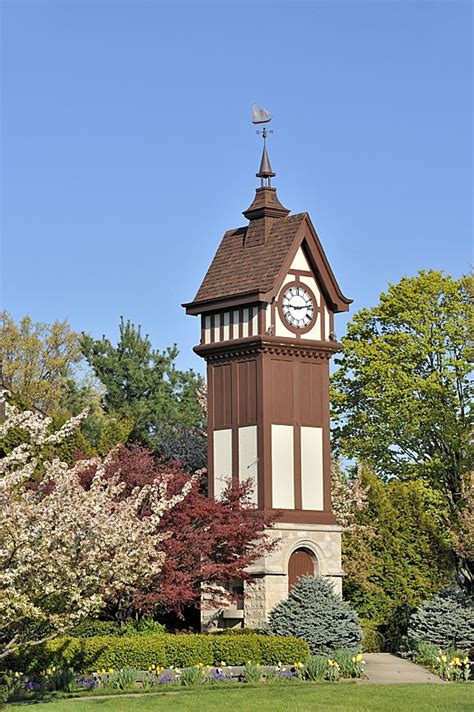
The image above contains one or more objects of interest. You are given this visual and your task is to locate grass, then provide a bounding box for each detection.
[5,682,473,712]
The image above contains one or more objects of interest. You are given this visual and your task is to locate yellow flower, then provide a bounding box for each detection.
[151,664,156,670]
[463,657,469,665]
[108,668,114,673]
[220,661,227,666]
[440,655,447,663]
[357,653,363,662]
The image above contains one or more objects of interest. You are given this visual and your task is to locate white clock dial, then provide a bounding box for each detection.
[281,286,314,329]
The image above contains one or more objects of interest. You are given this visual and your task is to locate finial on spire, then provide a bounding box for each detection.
[252,104,275,187]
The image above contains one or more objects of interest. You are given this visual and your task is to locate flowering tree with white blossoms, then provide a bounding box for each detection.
[0,399,193,659]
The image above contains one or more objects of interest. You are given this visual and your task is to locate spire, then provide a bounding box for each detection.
[242,105,290,246]
[256,127,276,186]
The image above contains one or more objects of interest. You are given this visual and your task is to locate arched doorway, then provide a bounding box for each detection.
[288,548,316,591]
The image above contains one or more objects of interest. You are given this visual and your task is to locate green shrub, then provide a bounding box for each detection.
[163,635,213,667]
[123,620,167,637]
[72,620,121,638]
[266,576,363,655]
[360,619,385,652]
[7,633,309,674]
[71,618,166,639]
[211,636,261,665]
[407,589,474,650]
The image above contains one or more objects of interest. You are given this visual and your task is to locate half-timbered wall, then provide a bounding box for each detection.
[201,305,260,345]
[209,351,330,518]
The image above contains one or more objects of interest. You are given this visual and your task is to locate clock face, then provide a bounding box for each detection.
[281,285,315,329]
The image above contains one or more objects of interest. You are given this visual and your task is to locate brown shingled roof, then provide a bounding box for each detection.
[191,213,306,306]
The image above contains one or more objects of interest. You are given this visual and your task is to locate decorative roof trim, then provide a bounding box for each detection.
[269,213,352,313]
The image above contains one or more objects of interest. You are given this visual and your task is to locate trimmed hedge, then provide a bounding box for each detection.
[9,634,309,673]
[360,620,385,653]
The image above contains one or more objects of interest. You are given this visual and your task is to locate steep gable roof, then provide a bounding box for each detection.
[184,189,351,315]
[188,213,305,308]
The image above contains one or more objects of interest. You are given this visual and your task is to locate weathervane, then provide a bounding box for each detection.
[251,104,275,187]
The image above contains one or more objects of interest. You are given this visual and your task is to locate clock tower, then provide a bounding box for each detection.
[183,126,351,629]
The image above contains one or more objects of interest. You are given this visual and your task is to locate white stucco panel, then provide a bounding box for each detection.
[290,246,311,272]
[239,425,258,506]
[213,429,232,500]
[301,426,324,510]
[271,424,294,509]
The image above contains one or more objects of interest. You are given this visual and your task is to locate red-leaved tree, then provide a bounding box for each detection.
[80,444,277,619]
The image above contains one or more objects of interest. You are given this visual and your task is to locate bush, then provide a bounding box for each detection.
[407,589,474,650]
[72,620,121,638]
[71,618,166,638]
[360,619,384,652]
[7,633,309,674]
[266,576,363,654]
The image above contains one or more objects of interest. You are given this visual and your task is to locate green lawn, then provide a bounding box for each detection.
[5,683,472,712]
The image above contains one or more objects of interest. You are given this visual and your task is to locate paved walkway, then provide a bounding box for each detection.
[362,653,446,684]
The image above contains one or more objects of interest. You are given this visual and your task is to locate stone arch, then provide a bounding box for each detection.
[287,542,321,592]
[283,538,325,576]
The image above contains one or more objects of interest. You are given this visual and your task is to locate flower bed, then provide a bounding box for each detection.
[408,640,472,681]
[2,653,366,702]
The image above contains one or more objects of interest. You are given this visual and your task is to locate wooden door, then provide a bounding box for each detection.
[288,549,314,591]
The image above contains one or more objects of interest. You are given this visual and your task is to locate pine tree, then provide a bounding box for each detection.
[407,589,474,650]
[266,576,362,654]
[81,318,206,469]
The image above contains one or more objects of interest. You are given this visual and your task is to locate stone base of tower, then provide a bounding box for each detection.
[200,522,343,631]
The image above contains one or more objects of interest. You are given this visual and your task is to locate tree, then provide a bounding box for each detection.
[407,589,474,650]
[331,271,472,588]
[340,467,452,644]
[79,444,276,619]
[81,318,206,469]
[0,401,193,659]
[266,576,362,654]
[0,312,82,414]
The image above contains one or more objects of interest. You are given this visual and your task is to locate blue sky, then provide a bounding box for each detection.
[2,0,472,375]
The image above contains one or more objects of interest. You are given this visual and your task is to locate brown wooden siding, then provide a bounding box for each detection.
[238,360,257,424]
[299,362,323,425]
[271,359,294,422]
[213,364,232,428]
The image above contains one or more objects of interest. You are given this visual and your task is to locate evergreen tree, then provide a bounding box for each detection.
[266,576,362,654]
[81,318,206,469]
[342,468,452,638]
[407,589,474,650]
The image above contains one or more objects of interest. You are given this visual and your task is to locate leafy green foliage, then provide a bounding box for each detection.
[302,655,328,681]
[266,577,362,654]
[81,318,206,470]
[71,618,166,638]
[342,468,452,638]
[360,620,384,653]
[242,662,262,683]
[8,634,309,673]
[107,667,137,690]
[332,271,472,587]
[407,589,474,650]
[0,312,82,414]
